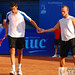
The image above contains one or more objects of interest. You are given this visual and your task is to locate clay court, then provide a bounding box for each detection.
[0,55,74,75]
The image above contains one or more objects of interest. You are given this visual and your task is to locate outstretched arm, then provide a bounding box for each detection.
[38,21,60,33]
[30,19,42,32]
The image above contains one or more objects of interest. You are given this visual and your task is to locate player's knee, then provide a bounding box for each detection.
[18,52,22,55]
[73,55,75,59]
[60,57,65,65]
[10,49,15,55]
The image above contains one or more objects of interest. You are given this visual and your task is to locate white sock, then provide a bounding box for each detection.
[12,65,15,72]
[18,64,21,70]
[59,67,64,69]
[59,67,65,75]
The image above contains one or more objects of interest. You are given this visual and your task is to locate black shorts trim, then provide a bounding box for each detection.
[54,39,60,45]
[60,38,75,57]
[8,36,25,49]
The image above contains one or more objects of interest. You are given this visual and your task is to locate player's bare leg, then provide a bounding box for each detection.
[10,48,15,66]
[52,45,58,57]
[10,48,16,75]
[73,55,75,66]
[17,49,23,75]
[55,45,58,55]
[60,57,65,67]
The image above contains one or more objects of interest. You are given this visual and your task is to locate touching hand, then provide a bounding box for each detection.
[37,28,45,33]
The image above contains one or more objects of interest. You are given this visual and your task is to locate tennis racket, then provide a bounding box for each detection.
[0,37,5,46]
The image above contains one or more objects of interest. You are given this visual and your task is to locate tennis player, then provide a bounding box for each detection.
[38,6,75,67]
[5,2,42,75]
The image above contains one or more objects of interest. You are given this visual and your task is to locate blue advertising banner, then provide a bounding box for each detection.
[24,29,55,56]
[0,28,55,56]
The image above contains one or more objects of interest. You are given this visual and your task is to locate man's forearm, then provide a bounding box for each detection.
[30,19,39,29]
[5,23,8,34]
[44,28,55,32]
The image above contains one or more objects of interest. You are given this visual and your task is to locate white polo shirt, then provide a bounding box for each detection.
[59,15,75,41]
[6,10,31,38]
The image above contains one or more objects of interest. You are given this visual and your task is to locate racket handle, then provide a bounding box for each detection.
[2,37,5,41]
[0,37,5,40]
[3,37,5,40]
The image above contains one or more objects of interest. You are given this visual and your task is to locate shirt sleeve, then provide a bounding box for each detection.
[6,13,9,23]
[19,12,31,21]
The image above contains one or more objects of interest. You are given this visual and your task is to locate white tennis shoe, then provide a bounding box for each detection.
[17,69,22,75]
[52,54,57,57]
[9,70,17,75]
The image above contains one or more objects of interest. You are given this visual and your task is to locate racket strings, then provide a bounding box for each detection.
[0,40,3,46]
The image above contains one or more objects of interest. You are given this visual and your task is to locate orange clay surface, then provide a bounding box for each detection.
[0,55,74,75]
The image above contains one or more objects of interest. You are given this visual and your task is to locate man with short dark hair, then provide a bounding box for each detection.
[5,2,41,75]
